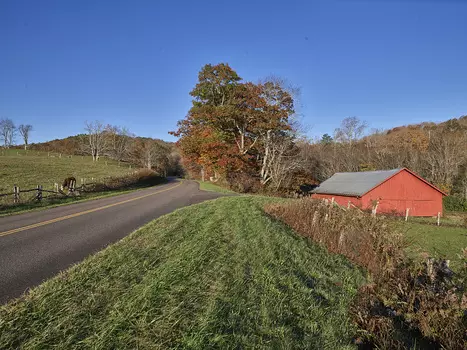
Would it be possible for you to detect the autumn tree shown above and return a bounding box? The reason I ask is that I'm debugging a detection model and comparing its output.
[172,63,298,188]
[18,124,33,150]
[172,63,245,179]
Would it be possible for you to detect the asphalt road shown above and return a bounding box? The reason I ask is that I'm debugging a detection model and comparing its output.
[0,179,222,304]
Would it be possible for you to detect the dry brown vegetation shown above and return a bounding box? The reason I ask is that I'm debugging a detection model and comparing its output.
[265,199,467,349]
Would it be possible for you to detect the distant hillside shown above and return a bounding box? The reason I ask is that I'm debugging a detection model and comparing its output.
[384,115,467,135]
[16,133,182,176]
[26,134,174,155]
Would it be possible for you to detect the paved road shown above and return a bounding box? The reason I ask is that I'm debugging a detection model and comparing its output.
[0,179,222,304]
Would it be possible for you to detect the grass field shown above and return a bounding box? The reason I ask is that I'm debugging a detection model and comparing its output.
[400,221,467,270]
[0,149,135,193]
[196,180,235,194]
[0,196,365,349]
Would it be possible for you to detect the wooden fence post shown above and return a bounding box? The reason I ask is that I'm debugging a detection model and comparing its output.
[405,208,410,221]
[13,185,19,203]
[347,201,351,209]
[37,185,43,201]
[437,212,440,226]
[54,183,59,193]
[70,179,75,193]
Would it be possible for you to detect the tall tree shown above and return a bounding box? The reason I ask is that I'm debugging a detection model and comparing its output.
[320,133,333,144]
[0,118,16,148]
[106,125,132,161]
[334,117,367,147]
[18,124,33,150]
[83,121,107,161]
[172,63,297,185]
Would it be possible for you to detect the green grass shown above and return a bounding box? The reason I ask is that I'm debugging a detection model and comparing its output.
[0,149,135,193]
[196,180,235,194]
[0,196,365,349]
[399,221,467,270]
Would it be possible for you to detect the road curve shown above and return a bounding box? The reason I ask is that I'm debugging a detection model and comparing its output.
[0,179,222,304]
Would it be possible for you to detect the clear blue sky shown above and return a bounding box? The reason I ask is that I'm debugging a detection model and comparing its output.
[1,0,466,143]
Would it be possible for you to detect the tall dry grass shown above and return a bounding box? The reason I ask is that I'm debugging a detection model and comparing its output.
[265,198,467,349]
[265,199,405,279]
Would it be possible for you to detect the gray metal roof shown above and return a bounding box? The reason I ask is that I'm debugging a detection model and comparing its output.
[312,168,403,197]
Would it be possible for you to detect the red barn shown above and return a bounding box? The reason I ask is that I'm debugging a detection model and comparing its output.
[311,168,446,217]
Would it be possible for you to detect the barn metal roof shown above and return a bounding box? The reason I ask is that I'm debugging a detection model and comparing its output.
[312,168,403,197]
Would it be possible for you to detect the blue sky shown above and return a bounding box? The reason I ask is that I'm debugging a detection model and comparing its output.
[1,0,466,143]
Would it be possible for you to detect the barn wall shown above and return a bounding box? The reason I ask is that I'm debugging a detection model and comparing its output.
[311,193,362,208]
[362,170,443,216]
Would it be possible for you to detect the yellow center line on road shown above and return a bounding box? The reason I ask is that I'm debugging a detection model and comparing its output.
[0,181,183,238]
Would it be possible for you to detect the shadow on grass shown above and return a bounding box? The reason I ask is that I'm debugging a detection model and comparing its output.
[0,175,167,216]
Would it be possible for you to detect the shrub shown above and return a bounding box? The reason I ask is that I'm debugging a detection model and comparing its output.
[226,172,260,193]
[444,195,467,212]
[265,199,467,349]
[81,169,164,192]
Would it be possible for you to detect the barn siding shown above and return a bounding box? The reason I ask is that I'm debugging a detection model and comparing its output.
[362,170,443,216]
[311,193,362,208]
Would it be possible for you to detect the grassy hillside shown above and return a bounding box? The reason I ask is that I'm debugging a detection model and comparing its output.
[0,196,365,349]
[0,149,135,193]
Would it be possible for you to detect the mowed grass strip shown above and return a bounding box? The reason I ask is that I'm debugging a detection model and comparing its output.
[196,180,236,194]
[0,149,133,193]
[0,197,364,349]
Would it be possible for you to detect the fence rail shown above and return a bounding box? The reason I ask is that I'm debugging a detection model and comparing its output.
[0,179,116,205]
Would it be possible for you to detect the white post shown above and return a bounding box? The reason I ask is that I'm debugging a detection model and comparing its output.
[437,212,440,226]
[405,208,410,221]
[347,201,350,209]
[372,201,379,217]
[331,197,335,206]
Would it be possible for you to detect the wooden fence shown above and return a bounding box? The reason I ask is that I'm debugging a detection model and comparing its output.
[0,181,91,204]
[0,172,139,206]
